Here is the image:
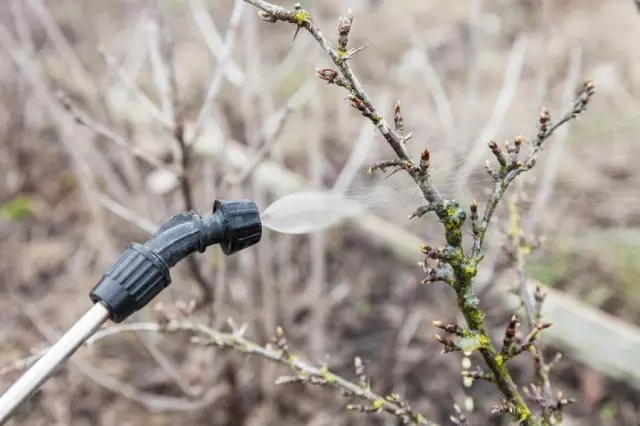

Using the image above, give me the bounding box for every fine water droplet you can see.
[260,191,362,234]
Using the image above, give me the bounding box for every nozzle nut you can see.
[213,199,262,255]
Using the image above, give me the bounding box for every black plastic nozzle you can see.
[89,199,262,322]
[213,199,262,255]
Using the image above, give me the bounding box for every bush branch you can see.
[243,0,443,205]
[242,2,596,424]
[471,81,594,258]
[82,304,442,425]
[163,318,438,424]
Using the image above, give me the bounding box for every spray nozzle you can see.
[0,200,262,423]
[89,199,262,323]
[213,199,262,255]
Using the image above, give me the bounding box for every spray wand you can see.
[0,199,262,424]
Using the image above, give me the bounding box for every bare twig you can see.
[534,0,552,108]
[0,348,48,377]
[146,5,176,121]
[450,404,470,426]
[117,313,440,425]
[226,80,314,185]
[2,306,439,425]
[271,34,313,86]
[461,0,482,152]
[147,2,215,304]
[235,6,273,347]
[456,35,529,201]
[508,190,537,329]
[524,46,583,234]
[408,27,457,148]
[26,0,96,99]
[244,0,443,204]
[471,79,595,258]
[190,0,245,87]
[6,294,224,412]
[57,92,179,174]
[2,13,210,402]
[192,0,245,144]
[96,193,158,233]
[505,54,586,421]
[307,94,326,358]
[506,183,573,423]
[0,17,117,260]
[11,1,35,57]
[332,92,390,193]
[100,49,172,129]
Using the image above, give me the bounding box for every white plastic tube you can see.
[0,303,110,424]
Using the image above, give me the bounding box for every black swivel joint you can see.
[89,199,262,323]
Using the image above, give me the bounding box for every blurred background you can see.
[1,0,640,424]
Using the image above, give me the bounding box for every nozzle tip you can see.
[213,199,262,255]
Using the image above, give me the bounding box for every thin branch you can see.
[471,79,595,258]
[270,34,313,87]
[508,183,569,423]
[147,2,214,304]
[57,92,180,174]
[6,293,224,412]
[147,5,176,121]
[192,0,245,144]
[456,35,528,201]
[100,48,172,129]
[408,27,457,148]
[508,187,536,330]
[2,312,440,426]
[109,316,440,426]
[509,60,584,419]
[26,0,96,99]
[189,0,245,87]
[0,347,48,377]
[226,80,314,185]
[96,193,159,233]
[450,404,471,426]
[461,0,482,152]
[307,94,326,358]
[516,263,536,329]
[524,46,582,234]
[511,210,554,421]
[331,92,390,193]
[0,17,115,244]
[243,0,443,204]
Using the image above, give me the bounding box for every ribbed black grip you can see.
[213,200,262,255]
[89,243,171,323]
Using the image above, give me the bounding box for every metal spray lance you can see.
[0,199,262,424]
